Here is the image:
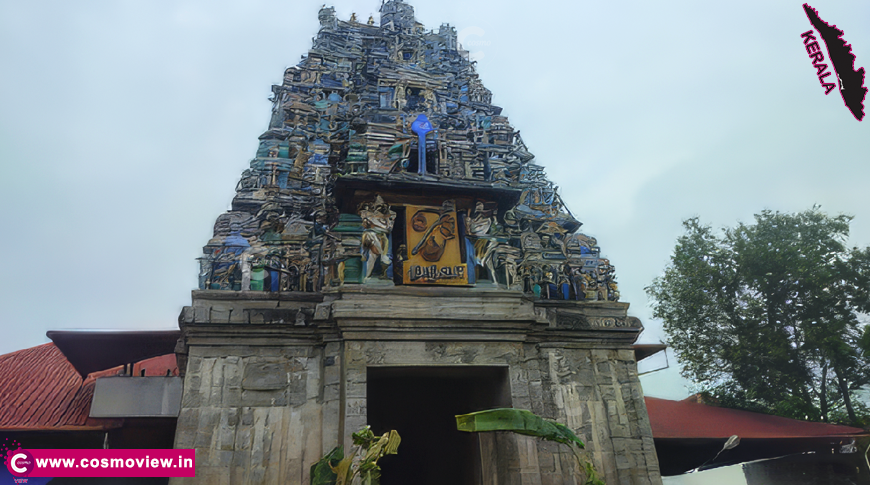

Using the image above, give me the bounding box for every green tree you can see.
[647,208,870,425]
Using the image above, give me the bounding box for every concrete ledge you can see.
[90,377,182,418]
[191,290,324,302]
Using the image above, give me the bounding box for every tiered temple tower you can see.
[172,2,662,484]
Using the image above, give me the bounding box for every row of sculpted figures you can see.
[196,2,619,301]
[199,191,619,302]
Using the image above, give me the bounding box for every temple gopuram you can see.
[171,2,662,484]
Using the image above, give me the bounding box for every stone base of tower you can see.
[170,288,662,485]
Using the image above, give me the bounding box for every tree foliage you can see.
[647,208,870,426]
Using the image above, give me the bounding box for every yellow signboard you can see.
[404,204,468,285]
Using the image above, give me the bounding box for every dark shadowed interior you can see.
[367,366,511,485]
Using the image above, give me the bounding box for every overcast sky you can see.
[1,0,867,399]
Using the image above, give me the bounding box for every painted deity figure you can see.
[467,201,494,236]
[505,257,519,289]
[596,258,618,301]
[359,195,397,279]
[423,89,437,111]
[198,257,213,290]
[465,201,498,283]
[570,266,592,301]
[536,222,568,257]
[394,84,406,111]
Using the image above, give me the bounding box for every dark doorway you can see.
[367,366,511,485]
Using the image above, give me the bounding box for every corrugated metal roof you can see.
[47,330,180,377]
[633,343,666,362]
[646,396,867,439]
[0,343,177,431]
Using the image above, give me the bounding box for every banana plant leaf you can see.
[310,446,343,485]
[455,408,584,448]
[362,429,402,462]
[332,455,356,485]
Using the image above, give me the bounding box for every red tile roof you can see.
[646,396,867,439]
[0,343,177,431]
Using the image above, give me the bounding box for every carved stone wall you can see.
[170,289,662,485]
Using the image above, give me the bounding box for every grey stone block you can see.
[230,463,247,484]
[208,385,223,406]
[248,467,266,485]
[323,382,340,402]
[242,362,290,390]
[193,305,210,323]
[281,346,310,358]
[231,450,251,469]
[241,389,288,406]
[323,363,340,386]
[186,356,203,374]
[241,407,254,425]
[224,360,243,387]
[288,372,308,406]
[345,380,366,399]
[181,382,203,408]
[224,387,242,407]
[195,408,221,449]
[227,407,239,427]
[235,425,253,450]
[218,450,233,466]
[174,408,199,448]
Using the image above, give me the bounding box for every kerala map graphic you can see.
[803,3,867,121]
